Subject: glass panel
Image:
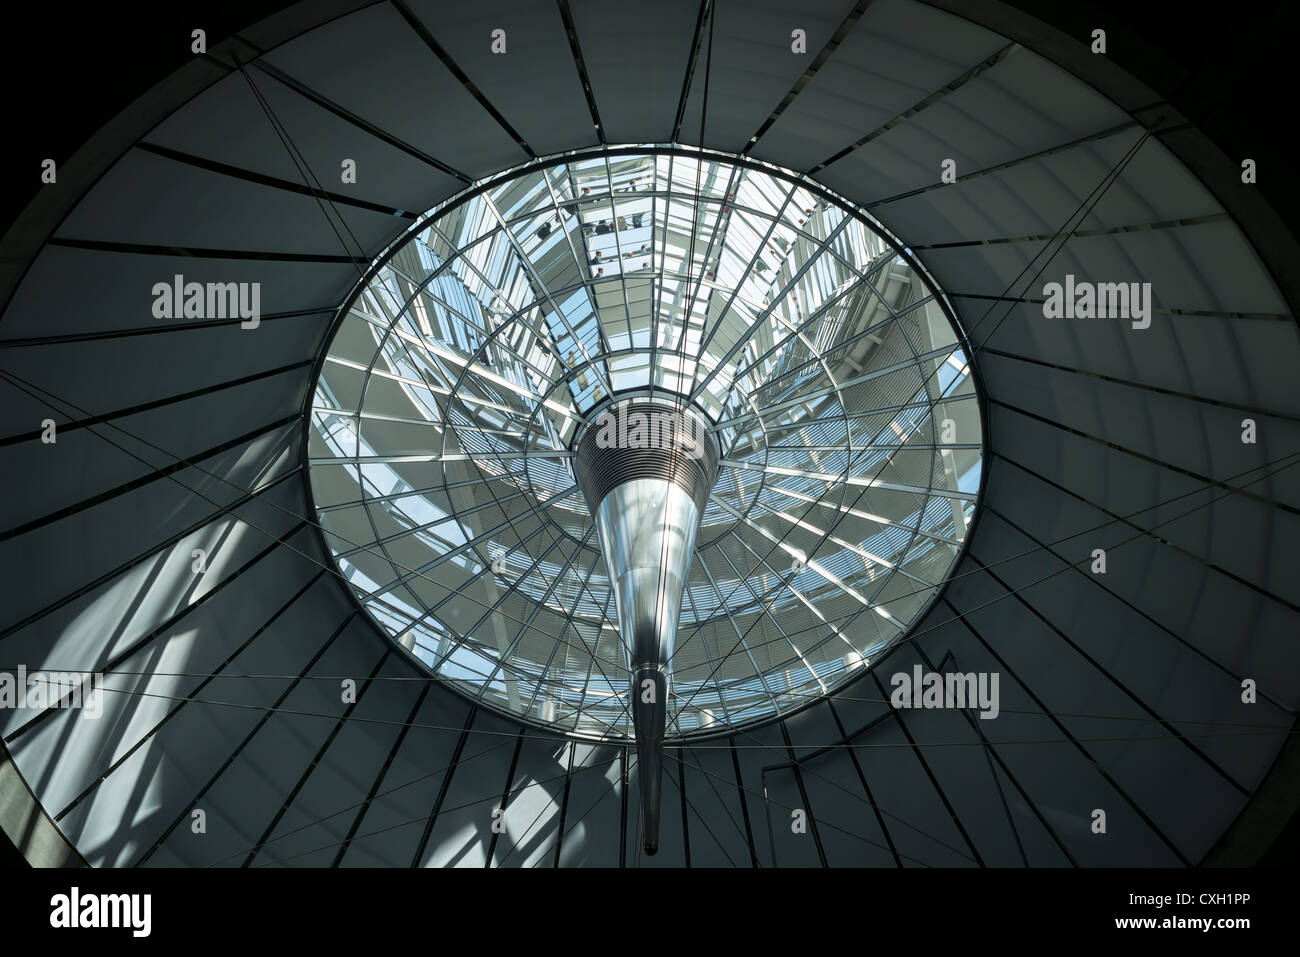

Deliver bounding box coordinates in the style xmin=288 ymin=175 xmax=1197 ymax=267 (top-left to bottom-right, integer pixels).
xmin=308 ymin=149 xmax=982 ymax=738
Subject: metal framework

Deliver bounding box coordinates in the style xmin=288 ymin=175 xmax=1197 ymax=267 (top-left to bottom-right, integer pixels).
xmin=1 ymin=0 xmax=1293 ymax=871
xmin=308 ymin=148 xmax=985 ymax=741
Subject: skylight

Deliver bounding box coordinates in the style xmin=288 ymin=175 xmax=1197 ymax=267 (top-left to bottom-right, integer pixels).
xmin=308 ymin=147 xmax=983 ymax=740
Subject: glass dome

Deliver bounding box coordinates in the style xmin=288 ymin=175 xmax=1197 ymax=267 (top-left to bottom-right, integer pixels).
xmin=307 ymin=146 xmax=983 ymax=740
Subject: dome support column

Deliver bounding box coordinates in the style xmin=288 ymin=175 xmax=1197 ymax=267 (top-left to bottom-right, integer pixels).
xmin=574 ymin=403 xmax=718 ymax=854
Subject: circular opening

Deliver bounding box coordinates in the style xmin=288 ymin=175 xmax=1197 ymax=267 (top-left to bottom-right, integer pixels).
xmin=307 ymin=146 xmax=984 ymax=740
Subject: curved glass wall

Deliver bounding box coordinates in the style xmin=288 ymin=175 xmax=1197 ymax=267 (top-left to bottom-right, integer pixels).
xmin=308 ymin=147 xmax=983 ymax=739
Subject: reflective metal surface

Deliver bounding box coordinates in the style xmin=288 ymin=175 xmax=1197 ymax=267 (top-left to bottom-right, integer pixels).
xmin=575 ymin=402 xmax=719 ymax=853
xmin=592 ymin=479 xmax=706 ymax=853
xmin=593 ymin=480 xmax=703 ymax=681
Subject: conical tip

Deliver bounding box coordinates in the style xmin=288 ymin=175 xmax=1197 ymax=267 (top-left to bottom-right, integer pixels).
xmin=633 ymin=668 xmax=666 ymax=859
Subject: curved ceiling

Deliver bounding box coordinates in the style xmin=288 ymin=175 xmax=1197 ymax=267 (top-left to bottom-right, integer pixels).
xmin=309 ymin=147 xmax=983 ymax=741
xmin=0 ymin=0 xmax=1296 ymax=868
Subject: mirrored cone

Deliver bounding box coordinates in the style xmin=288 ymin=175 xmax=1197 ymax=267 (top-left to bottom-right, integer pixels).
xmin=574 ymin=405 xmax=717 ymax=855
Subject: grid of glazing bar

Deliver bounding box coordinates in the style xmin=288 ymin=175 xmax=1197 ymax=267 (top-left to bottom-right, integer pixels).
xmin=308 ymin=148 xmax=982 ymax=740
